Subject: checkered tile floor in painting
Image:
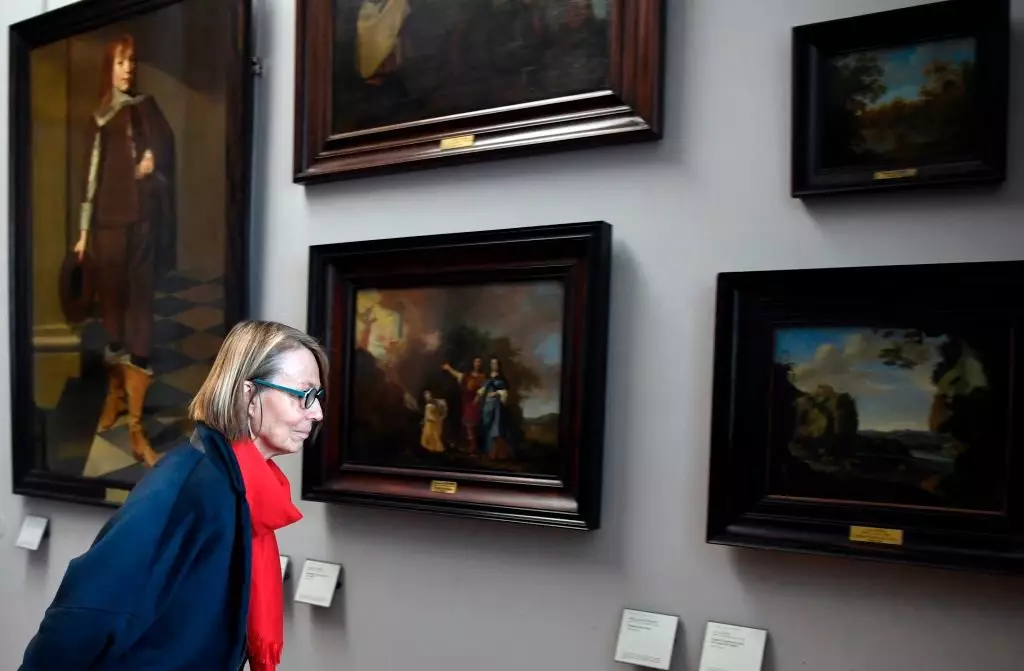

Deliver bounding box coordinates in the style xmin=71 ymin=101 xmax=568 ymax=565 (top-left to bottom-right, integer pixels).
xmin=73 ymin=268 xmax=225 ymax=482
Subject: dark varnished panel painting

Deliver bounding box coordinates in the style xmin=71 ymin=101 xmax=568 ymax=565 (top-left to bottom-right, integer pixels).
xmin=350 ymin=280 xmax=566 ymax=477
xmin=330 ymin=0 xmax=611 ymax=134
xmin=771 ymin=326 xmax=1008 ymax=513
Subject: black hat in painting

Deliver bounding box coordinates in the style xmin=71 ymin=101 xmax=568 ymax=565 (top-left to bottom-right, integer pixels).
xmin=58 ymin=249 xmax=97 ymax=324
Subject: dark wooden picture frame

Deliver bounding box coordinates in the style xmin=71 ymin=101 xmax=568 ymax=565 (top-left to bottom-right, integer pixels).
xmin=293 ymin=0 xmax=665 ymax=183
xmin=708 ymin=260 xmax=1024 ymax=574
xmin=304 ymin=222 xmax=611 ymax=529
xmin=9 ymin=0 xmax=252 ymax=507
xmin=791 ymin=0 xmax=1009 ymax=197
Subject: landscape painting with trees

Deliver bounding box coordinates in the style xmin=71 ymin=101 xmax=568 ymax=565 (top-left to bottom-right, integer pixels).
xmin=770 ymin=326 xmax=1009 ymax=513
xmin=348 ymin=280 xmax=565 ymax=477
xmin=821 ymin=37 xmax=978 ymax=170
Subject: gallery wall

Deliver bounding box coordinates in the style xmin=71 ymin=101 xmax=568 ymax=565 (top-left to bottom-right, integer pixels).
xmin=3 ymin=0 xmax=1024 ymax=669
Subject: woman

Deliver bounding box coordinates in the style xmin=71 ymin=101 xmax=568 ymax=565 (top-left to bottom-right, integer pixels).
xmin=478 ymin=356 xmax=515 ymax=460
xmin=73 ymin=33 xmax=177 ymax=467
xmin=18 ymin=320 xmax=327 ymax=671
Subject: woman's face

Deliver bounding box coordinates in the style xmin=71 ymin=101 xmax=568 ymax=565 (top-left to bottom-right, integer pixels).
xmin=112 ymin=45 xmax=135 ymax=93
xmin=249 ymin=347 xmax=324 ymax=458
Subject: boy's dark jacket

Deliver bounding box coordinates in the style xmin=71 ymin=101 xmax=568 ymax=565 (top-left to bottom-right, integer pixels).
xmin=18 ymin=422 xmax=252 ymax=671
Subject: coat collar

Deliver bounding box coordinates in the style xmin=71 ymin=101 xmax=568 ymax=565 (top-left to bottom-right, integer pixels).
xmin=93 ymin=90 xmax=148 ymax=127
xmin=191 ymin=422 xmax=246 ymax=496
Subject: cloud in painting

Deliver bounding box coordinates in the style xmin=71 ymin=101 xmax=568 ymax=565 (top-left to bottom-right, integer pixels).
xmin=777 ymin=328 xmax=949 ymax=432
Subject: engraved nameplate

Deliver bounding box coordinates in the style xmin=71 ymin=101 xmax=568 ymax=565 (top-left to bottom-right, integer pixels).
xmin=850 ymin=526 xmax=904 ymax=546
xmin=430 ymin=480 xmax=458 ymax=494
xmin=873 ymin=168 xmax=918 ymax=180
xmin=440 ymin=134 xmax=476 ymax=150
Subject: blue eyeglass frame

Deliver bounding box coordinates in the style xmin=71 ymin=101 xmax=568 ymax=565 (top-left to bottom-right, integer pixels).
xmin=251 ymin=378 xmax=325 ymax=409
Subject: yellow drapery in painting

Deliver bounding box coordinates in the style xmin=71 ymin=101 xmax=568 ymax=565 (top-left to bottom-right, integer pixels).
xmin=356 ymin=0 xmax=410 ymax=80
xmin=421 ymin=400 xmax=446 ymax=453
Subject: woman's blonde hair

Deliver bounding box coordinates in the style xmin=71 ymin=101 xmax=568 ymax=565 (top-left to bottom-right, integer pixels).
xmin=189 ymin=320 xmax=329 ymax=440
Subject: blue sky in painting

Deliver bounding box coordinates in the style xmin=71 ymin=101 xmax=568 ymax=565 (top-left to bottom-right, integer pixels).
xmin=535 ymin=332 xmax=562 ymax=366
xmin=866 ymin=37 xmax=976 ymax=106
xmin=775 ymin=327 xmax=947 ymax=433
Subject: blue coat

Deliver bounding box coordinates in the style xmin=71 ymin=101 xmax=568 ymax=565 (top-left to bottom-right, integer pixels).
xmin=19 ymin=423 xmax=252 ymax=671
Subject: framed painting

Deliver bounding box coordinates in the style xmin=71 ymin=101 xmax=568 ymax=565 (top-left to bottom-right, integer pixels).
xmin=304 ymin=222 xmax=611 ymax=529
xmin=9 ymin=0 xmax=252 ymax=507
xmin=791 ymin=0 xmax=1009 ymax=197
xmin=707 ymin=260 xmax=1024 ymax=574
xmin=293 ymin=0 xmax=665 ymax=182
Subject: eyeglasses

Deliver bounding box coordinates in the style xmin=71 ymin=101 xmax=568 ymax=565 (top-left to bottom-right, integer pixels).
xmin=251 ymin=378 xmax=325 ymax=410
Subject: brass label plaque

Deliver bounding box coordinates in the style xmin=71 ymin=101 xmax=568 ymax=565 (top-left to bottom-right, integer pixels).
xmin=873 ymin=168 xmax=918 ymax=180
xmin=439 ymin=134 xmax=476 ymax=150
xmin=105 ymin=488 xmax=130 ymax=504
xmin=430 ymin=480 xmax=458 ymax=495
xmin=850 ymin=526 xmax=904 ymax=546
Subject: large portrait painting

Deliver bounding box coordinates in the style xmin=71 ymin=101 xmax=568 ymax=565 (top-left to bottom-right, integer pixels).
xmin=791 ymin=0 xmax=1009 ymax=196
xmin=294 ymin=0 xmax=665 ymax=182
xmin=304 ymin=222 xmax=611 ymax=529
xmin=707 ymin=261 xmax=1024 ymax=574
xmin=9 ymin=0 xmax=252 ymax=506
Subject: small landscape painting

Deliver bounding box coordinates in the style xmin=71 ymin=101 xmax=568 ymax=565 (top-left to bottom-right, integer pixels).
xmin=821 ymin=37 xmax=978 ymax=169
xmin=770 ymin=326 xmax=1008 ymax=513
xmin=349 ymin=280 xmax=565 ymax=477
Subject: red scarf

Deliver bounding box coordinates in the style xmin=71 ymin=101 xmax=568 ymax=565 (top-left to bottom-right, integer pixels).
xmin=232 ymin=438 xmax=303 ymax=671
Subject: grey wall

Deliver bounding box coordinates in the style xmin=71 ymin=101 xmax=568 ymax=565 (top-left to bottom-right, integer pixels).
xmin=4 ymin=0 xmax=1024 ymax=669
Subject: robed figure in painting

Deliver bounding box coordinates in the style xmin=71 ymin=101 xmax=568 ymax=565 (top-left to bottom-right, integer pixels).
xmin=479 ymin=357 xmax=514 ymax=460
xmin=72 ymin=34 xmax=177 ymax=467
xmin=419 ymin=389 xmax=448 ymax=453
xmin=442 ymin=357 xmax=486 ymax=454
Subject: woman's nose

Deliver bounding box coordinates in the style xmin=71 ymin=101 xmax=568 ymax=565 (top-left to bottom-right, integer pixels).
xmin=310 ymin=399 xmax=324 ymax=422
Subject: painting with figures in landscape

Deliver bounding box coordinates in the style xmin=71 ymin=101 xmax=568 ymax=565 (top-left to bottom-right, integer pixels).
xmin=350 ymin=281 xmax=565 ymax=476
xmin=822 ymin=37 xmax=979 ymax=170
xmin=771 ymin=326 xmax=1009 ymax=513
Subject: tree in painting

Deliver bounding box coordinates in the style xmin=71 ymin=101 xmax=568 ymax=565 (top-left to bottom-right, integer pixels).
xmin=822 ymin=37 xmax=978 ymax=169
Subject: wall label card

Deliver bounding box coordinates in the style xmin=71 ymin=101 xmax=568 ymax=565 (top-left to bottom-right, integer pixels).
xmin=293 ymin=559 xmax=342 ymax=608
xmin=613 ymin=608 xmax=679 ymax=670
xmin=697 ymin=622 xmax=767 ymax=671
xmin=15 ymin=515 xmax=49 ymax=551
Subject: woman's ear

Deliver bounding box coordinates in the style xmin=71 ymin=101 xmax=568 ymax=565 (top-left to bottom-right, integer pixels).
xmin=242 ymin=380 xmax=255 ymax=408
